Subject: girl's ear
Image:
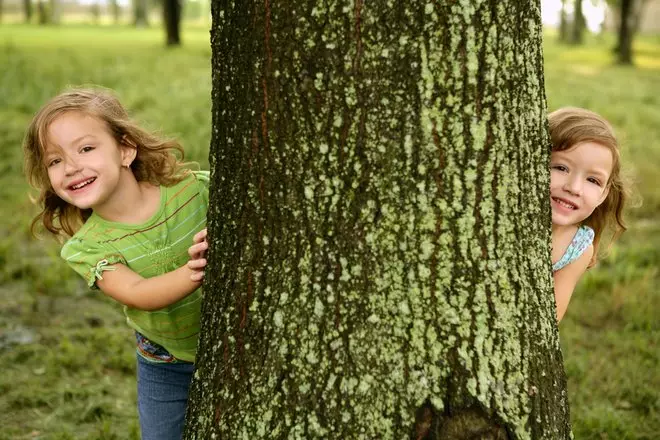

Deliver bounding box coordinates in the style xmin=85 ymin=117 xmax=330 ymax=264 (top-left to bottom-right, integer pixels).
xmin=120 ymin=135 xmax=138 ymax=168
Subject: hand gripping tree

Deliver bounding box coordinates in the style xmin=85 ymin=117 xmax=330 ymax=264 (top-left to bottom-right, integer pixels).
xmin=185 ymin=1 xmax=571 ymax=439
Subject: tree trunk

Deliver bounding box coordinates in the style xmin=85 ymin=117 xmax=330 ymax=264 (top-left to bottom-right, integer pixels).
xmin=133 ymin=0 xmax=148 ymax=27
xmin=37 ymin=0 xmax=48 ymax=24
xmin=23 ymin=0 xmax=33 ymax=23
xmin=163 ymin=0 xmax=182 ymax=46
xmin=630 ymin=0 xmax=649 ymax=35
xmin=617 ymin=0 xmax=635 ymax=64
xmin=559 ymin=0 xmax=569 ymax=42
xmin=109 ymin=0 xmax=120 ymax=24
xmin=569 ymin=0 xmax=585 ymax=44
xmin=185 ymin=1 xmax=571 ymax=439
xmin=49 ymin=0 xmax=59 ymax=24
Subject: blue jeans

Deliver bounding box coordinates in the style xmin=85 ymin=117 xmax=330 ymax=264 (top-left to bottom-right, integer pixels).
xmin=136 ymin=354 xmax=195 ymax=440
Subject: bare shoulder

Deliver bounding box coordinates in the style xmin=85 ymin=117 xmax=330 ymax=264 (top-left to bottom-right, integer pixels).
xmin=553 ymin=243 xmax=593 ymax=322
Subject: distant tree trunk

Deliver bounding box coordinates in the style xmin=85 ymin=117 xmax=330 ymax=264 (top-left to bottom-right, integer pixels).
xmin=630 ymin=0 xmax=649 ymax=34
xmin=185 ymin=1 xmax=571 ymax=439
xmin=569 ymin=0 xmax=585 ymax=44
xmin=559 ymin=0 xmax=569 ymax=42
xmin=37 ymin=0 xmax=48 ymax=24
xmin=90 ymin=1 xmax=101 ymax=24
xmin=163 ymin=0 xmax=182 ymax=46
xmin=133 ymin=0 xmax=148 ymax=27
xmin=109 ymin=0 xmax=120 ymax=24
xmin=23 ymin=0 xmax=33 ymax=23
xmin=617 ymin=0 xmax=635 ymax=64
xmin=49 ymin=0 xmax=59 ymax=24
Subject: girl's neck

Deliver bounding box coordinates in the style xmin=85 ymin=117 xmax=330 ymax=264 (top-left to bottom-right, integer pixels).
xmin=95 ymin=172 xmax=161 ymax=224
xmin=552 ymin=222 xmax=578 ymax=237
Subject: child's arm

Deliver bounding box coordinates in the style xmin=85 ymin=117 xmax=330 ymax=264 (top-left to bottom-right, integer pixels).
xmin=553 ymin=244 xmax=593 ymax=322
xmin=187 ymin=228 xmax=208 ymax=282
xmin=96 ymin=264 xmax=201 ymax=311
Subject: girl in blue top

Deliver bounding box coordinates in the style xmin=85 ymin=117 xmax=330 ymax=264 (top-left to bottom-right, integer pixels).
xmin=548 ymin=107 xmax=628 ymax=322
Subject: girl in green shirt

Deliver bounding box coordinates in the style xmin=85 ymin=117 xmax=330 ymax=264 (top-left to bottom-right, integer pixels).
xmin=24 ymin=87 xmax=209 ymax=440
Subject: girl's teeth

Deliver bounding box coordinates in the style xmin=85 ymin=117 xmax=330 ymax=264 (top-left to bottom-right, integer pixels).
xmin=555 ymin=198 xmax=575 ymax=209
xmin=72 ymin=178 xmax=94 ymax=190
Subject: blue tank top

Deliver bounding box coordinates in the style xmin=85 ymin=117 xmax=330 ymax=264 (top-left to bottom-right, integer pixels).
xmin=552 ymin=225 xmax=595 ymax=272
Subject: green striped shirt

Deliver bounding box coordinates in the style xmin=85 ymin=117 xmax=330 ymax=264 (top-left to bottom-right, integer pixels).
xmin=61 ymin=171 xmax=209 ymax=362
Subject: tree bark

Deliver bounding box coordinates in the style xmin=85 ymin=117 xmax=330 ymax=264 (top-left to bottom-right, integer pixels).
xmin=569 ymin=0 xmax=585 ymax=45
xmin=133 ymin=0 xmax=148 ymax=27
xmin=163 ymin=0 xmax=182 ymax=46
xmin=185 ymin=1 xmax=571 ymax=439
xmin=617 ymin=0 xmax=634 ymax=64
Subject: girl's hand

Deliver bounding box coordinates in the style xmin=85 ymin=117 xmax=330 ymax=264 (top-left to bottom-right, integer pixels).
xmin=187 ymin=228 xmax=208 ymax=282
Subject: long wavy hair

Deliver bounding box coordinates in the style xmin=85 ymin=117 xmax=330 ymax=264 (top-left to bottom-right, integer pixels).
xmin=548 ymin=107 xmax=629 ymax=265
xmin=24 ymin=87 xmax=191 ymax=238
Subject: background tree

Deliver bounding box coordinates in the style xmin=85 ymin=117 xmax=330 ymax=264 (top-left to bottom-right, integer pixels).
xmin=608 ymin=0 xmax=651 ymax=64
xmin=133 ymin=0 xmax=149 ymax=27
xmin=23 ymin=0 xmax=33 ymax=23
xmin=185 ymin=1 xmax=571 ymax=439
xmin=559 ymin=0 xmax=570 ymax=42
xmin=616 ymin=0 xmax=635 ymax=64
xmin=109 ymin=0 xmax=121 ymax=24
xmin=163 ymin=0 xmax=182 ymax=45
xmin=90 ymin=1 xmax=101 ymax=24
xmin=570 ymin=0 xmax=586 ymax=44
xmin=48 ymin=0 xmax=59 ymax=24
xmin=37 ymin=0 xmax=48 ymax=24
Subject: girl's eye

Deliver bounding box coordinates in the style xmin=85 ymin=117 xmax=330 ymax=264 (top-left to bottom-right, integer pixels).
xmin=80 ymin=145 xmax=94 ymax=153
xmin=587 ymin=177 xmax=602 ymax=186
xmin=551 ymin=164 xmax=568 ymax=172
xmin=47 ymin=158 xmax=61 ymax=167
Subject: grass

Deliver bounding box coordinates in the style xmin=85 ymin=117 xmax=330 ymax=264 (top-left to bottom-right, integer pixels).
xmin=0 ymin=23 xmax=658 ymax=439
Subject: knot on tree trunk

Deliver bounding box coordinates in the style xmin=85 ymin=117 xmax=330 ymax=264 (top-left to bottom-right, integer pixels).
xmin=413 ymin=401 xmax=511 ymax=440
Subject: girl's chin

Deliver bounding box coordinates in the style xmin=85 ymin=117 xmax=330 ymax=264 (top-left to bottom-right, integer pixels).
xmin=551 ymin=213 xmax=575 ymax=227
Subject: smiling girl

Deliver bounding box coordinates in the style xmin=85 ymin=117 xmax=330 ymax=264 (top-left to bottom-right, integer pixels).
xmin=548 ymin=107 xmax=628 ymax=322
xmin=24 ymin=88 xmax=209 ymax=440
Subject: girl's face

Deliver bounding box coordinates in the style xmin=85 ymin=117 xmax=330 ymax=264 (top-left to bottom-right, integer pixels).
xmin=43 ymin=111 xmax=135 ymax=214
xmin=550 ymin=141 xmax=613 ymax=228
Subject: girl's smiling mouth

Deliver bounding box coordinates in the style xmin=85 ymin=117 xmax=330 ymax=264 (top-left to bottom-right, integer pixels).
xmin=552 ymin=196 xmax=578 ymax=210
xmin=68 ymin=177 xmax=97 ymax=191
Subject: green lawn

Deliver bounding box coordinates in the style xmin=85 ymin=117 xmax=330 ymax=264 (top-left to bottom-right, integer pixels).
xmin=0 ymin=23 xmax=658 ymax=439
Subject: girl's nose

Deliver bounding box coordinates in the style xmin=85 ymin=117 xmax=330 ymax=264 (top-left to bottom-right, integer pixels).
xmin=563 ymin=176 xmax=582 ymax=196
xmin=63 ymin=157 xmax=82 ymax=175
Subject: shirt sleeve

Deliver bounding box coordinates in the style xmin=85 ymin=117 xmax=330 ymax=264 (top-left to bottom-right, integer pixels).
xmin=60 ymin=237 xmax=127 ymax=289
xmin=192 ymin=170 xmax=210 ymax=208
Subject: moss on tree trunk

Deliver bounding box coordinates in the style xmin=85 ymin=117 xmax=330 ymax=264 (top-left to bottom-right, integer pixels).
xmin=185 ymin=1 xmax=571 ymax=439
